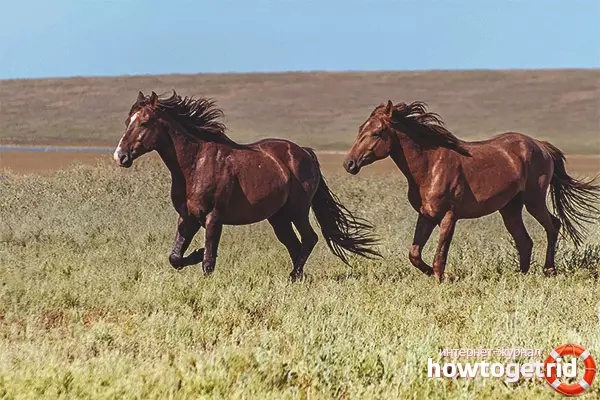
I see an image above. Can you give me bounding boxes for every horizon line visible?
[2,67,599,82]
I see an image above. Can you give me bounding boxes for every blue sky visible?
[1,0,598,79]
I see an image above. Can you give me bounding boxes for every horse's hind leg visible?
[268,212,302,280]
[525,200,560,275]
[499,197,533,273]
[291,211,319,282]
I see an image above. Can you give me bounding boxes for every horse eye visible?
[372,131,382,138]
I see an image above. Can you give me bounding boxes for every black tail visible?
[304,148,380,264]
[542,141,600,247]
[311,176,381,264]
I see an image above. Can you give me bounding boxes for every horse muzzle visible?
[343,158,361,175]
[113,147,133,168]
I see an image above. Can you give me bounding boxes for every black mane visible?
[378,101,470,156]
[152,91,241,146]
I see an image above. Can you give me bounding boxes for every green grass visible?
[1,69,599,154]
[1,160,599,399]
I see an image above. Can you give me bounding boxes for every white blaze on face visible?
[128,112,139,127]
[113,112,140,162]
[113,136,124,162]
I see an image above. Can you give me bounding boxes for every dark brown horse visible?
[113,91,379,280]
[344,100,599,282]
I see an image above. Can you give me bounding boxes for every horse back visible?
[462,132,549,170]
[249,139,322,197]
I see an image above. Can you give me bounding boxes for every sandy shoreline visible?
[1,147,599,176]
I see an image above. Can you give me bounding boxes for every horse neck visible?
[156,124,200,184]
[390,129,437,187]
[157,121,235,183]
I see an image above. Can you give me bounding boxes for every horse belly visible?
[457,172,524,219]
[220,171,289,225]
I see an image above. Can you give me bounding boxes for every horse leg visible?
[202,212,222,276]
[432,212,457,283]
[268,212,302,279]
[290,211,319,282]
[169,216,203,270]
[409,214,436,276]
[525,201,560,275]
[499,197,533,273]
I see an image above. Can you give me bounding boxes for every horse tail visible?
[541,141,600,247]
[303,148,381,264]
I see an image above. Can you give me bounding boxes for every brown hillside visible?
[0,69,598,153]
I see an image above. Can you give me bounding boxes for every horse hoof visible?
[169,255,185,270]
[203,265,215,276]
[189,248,205,265]
[544,267,557,276]
[290,272,304,283]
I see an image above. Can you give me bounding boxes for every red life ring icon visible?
[545,344,596,396]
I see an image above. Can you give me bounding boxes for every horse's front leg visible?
[409,214,436,276]
[432,211,457,283]
[169,216,203,270]
[202,211,222,276]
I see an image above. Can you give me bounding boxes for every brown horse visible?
[344,100,599,282]
[113,91,379,280]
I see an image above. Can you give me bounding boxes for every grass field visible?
[1,69,599,154]
[1,158,599,399]
[1,69,599,398]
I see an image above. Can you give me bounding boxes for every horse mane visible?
[381,101,470,156]
[152,91,241,147]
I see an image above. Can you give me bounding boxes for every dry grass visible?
[1,70,599,398]
[1,69,599,153]
[0,160,599,399]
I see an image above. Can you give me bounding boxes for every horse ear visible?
[137,91,145,102]
[150,91,158,107]
[384,100,394,118]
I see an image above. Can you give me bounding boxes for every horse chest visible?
[413,180,463,218]
[168,179,212,221]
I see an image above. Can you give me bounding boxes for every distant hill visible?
[1,69,598,153]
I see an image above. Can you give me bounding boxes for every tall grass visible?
[1,160,599,399]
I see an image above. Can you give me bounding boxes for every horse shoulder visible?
[418,150,462,218]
